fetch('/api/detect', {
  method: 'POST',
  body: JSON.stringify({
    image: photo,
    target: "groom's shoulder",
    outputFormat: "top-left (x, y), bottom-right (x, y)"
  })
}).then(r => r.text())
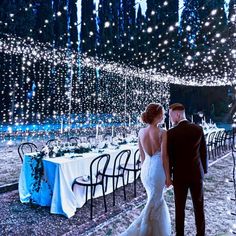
top-left (167, 126), bottom-right (176, 135)
top-left (168, 122), bottom-right (202, 133)
top-left (189, 122), bottom-right (203, 131)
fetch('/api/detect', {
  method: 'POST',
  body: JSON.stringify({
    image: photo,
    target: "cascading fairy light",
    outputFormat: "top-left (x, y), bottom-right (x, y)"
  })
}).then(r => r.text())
top-left (0, 0), bottom-right (235, 140)
top-left (0, 33), bottom-right (171, 138)
top-left (0, 0), bottom-right (234, 76)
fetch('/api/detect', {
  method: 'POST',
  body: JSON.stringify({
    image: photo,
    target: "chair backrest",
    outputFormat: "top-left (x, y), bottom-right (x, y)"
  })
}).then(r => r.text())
top-left (113, 149), bottom-right (131, 176)
top-left (133, 149), bottom-right (141, 170)
top-left (103, 133), bottom-right (112, 142)
top-left (207, 131), bottom-right (216, 144)
top-left (215, 130), bottom-right (223, 141)
top-left (218, 130), bottom-right (226, 141)
top-left (87, 135), bottom-right (96, 144)
top-left (91, 154), bottom-right (110, 184)
top-left (218, 130), bottom-right (226, 142)
top-left (46, 139), bottom-right (59, 148)
top-left (18, 142), bottom-right (38, 163)
top-left (69, 136), bottom-right (80, 146)
top-left (204, 133), bottom-right (209, 142)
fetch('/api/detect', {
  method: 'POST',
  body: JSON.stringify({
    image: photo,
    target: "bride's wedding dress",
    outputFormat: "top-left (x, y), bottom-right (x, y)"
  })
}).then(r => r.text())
top-left (121, 149), bottom-right (171, 236)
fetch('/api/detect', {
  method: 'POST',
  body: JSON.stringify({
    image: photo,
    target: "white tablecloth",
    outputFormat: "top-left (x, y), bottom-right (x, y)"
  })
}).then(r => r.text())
top-left (19, 144), bottom-right (138, 218)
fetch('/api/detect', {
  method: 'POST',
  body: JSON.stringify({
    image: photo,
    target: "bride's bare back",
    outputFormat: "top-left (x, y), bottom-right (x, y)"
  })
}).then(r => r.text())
top-left (139, 126), bottom-right (162, 157)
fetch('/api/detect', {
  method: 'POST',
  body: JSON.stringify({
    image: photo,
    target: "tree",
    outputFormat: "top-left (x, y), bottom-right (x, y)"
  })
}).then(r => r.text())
top-left (53, 0), bottom-right (68, 47)
top-left (68, 0), bottom-right (79, 51)
top-left (34, 0), bottom-right (54, 43)
top-left (80, 0), bottom-right (97, 56)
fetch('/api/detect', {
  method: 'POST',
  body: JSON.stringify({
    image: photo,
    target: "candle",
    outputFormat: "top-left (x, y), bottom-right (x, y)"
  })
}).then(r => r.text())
top-left (95, 124), bottom-right (98, 139)
top-left (60, 119), bottom-right (63, 134)
top-left (191, 115), bottom-right (193, 123)
top-left (129, 115), bottom-right (131, 127)
top-left (112, 126), bottom-right (114, 137)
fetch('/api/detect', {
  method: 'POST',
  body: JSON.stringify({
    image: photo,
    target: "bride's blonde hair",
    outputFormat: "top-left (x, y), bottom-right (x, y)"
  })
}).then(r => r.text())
top-left (141, 103), bottom-right (163, 124)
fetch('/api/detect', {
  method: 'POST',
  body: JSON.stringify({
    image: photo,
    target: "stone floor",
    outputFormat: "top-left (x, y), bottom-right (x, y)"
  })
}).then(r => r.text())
top-left (0, 141), bottom-right (45, 186)
top-left (0, 152), bottom-right (235, 235)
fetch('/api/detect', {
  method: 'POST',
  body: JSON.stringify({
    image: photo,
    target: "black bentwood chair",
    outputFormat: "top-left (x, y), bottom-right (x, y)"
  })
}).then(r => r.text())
top-left (46, 138), bottom-right (59, 148)
top-left (69, 136), bottom-right (80, 146)
top-left (214, 130), bottom-right (226, 156)
top-left (120, 149), bottom-right (141, 197)
top-left (206, 131), bottom-right (216, 160)
top-left (100, 149), bottom-right (131, 206)
top-left (18, 142), bottom-right (38, 163)
top-left (72, 154), bottom-right (110, 219)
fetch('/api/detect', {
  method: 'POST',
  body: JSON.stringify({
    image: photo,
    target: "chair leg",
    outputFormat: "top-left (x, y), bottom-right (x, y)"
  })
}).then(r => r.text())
top-left (218, 143), bottom-right (221, 156)
top-left (122, 175), bottom-right (126, 201)
top-left (93, 185), bottom-right (96, 196)
top-left (115, 176), bottom-right (119, 190)
top-left (90, 186), bottom-right (93, 219)
top-left (112, 177), bottom-right (115, 206)
top-left (211, 145), bottom-right (215, 160)
top-left (102, 183), bottom-right (107, 212)
top-left (214, 144), bottom-right (217, 158)
top-left (216, 144), bottom-right (219, 157)
top-left (134, 171), bottom-right (137, 197)
top-left (207, 147), bottom-right (211, 160)
top-left (85, 186), bottom-right (88, 203)
top-left (127, 171), bottom-right (130, 185)
top-left (105, 176), bottom-right (108, 192)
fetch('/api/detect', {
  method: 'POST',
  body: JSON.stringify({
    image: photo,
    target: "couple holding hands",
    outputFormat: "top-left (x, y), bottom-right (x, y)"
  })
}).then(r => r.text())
top-left (121, 103), bottom-right (208, 236)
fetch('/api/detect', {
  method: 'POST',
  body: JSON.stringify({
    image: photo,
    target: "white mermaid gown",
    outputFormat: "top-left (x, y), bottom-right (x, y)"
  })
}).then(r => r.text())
top-left (121, 150), bottom-right (171, 236)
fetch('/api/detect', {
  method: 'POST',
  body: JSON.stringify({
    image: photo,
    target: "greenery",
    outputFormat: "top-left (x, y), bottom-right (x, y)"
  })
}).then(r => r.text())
top-left (30, 150), bottom-right (45, 195)
top-left (118, 139), bottom-right (127, 145)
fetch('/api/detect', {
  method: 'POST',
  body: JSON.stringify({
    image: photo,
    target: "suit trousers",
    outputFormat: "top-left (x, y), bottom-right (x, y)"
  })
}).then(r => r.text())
top-left (173, 180), bottom-right (205, 236)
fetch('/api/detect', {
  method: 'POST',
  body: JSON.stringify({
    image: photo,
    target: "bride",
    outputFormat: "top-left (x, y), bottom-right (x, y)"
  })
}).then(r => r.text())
top-left (121, 103), bottom-right (172, 236)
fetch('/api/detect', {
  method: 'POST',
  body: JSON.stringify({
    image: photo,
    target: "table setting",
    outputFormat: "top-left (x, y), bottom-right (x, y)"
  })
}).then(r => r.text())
top-left (18, 135), bottom-right (139, 218)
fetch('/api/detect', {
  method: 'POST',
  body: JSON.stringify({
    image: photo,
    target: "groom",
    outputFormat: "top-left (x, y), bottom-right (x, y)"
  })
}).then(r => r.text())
top-left (167, 103), bottom-right (208, 236)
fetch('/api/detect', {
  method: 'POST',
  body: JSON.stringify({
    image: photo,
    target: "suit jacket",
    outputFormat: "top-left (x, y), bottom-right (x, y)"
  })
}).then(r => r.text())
top-left (167, 120), bottom-right (208, 182)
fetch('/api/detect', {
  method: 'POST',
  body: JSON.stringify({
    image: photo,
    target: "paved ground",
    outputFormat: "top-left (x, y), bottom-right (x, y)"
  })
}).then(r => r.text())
top-left (0, 152), bottom-right (235, 235)
top-left (0, 141), bottom-right (46, 186)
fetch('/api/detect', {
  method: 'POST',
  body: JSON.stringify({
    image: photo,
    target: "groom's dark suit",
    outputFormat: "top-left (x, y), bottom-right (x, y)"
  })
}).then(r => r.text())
top-left (167, 120), bottom-right (208, 236)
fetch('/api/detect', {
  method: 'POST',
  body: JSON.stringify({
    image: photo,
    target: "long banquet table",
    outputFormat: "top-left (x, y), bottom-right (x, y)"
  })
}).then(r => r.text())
top-left (19, 143), bottom-right (138, 218)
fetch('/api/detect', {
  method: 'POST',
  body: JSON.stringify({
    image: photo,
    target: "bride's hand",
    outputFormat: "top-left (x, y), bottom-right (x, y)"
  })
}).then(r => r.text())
top-left (165, 177), bottom-right (172, 188)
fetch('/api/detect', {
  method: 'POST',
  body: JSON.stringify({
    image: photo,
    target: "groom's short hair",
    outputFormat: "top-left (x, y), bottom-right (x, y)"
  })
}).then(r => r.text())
top-left (169, 103), bottom-right (185, 111)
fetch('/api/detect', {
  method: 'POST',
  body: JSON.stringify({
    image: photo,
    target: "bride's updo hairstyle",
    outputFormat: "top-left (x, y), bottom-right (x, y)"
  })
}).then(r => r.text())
top-left (141, 103), bottom-right (163, 124)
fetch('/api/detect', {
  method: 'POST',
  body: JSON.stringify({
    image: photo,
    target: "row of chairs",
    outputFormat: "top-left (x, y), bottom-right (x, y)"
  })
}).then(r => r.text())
top-left (206, 129), bottom-right (235, 160)
top-left (17, 141), bottom-right (141, 219)
top-left (18, 129), bottom-right (235, 219)
top-left (72, 149), bottom-right (141, 219)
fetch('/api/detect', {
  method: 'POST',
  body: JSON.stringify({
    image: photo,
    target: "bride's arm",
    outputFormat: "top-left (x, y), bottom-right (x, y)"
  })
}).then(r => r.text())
top-left (161, 130), bottom-right (172, 187)
top-left (138, 137), bottom-right (145, 164)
